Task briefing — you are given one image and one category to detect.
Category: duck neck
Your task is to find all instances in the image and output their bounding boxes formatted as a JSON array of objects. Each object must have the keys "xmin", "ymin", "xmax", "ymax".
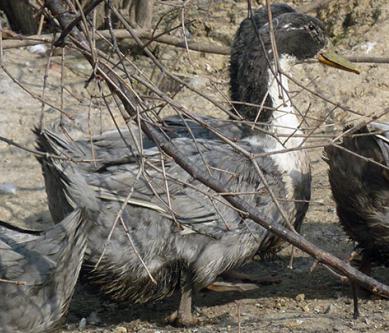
[{"xmin": 266, "ymin": 55, "xmax": 303, "ymax": 148}]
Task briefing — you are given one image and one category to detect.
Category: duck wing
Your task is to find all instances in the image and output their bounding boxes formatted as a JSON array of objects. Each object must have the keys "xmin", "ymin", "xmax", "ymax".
[
  {"xmin": 57, "ymin": 135, "xmax": 288, "ymax": 242},
  {"xmin": 34, "ymin": 115, "xmax": 247, "ymax": 172}
]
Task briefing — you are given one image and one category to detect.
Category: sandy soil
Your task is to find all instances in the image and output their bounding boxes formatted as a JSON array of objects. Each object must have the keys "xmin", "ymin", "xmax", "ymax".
[{"xmin": 0, "ymin": 1, "xmax": 389, "ymax": 332}]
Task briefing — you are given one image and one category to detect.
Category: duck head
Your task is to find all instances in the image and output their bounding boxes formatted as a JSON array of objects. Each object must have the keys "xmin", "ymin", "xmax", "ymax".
[{"xmin": 230, "ymin": 7, "xmax": 359, "ymax": 123}]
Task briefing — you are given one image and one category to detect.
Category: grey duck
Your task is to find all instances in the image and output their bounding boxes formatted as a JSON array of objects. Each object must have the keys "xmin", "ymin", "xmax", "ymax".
[
  {"xmin": 36, "ymin": 4, "xmax": 357, "ymax": 325},
  {"xmin": 0, "ymin": 209, "xmax": 88, "ymax": 333}
]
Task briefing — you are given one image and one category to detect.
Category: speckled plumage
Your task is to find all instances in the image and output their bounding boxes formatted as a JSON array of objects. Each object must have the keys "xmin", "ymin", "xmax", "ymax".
[
  {"xmin": 325, "ymin": 123, "xmax": 389, "ymax": 266},
  {"xmin": 0, "ymin": 210, "xmax": 87, "ymax": 333},
  {"xmin": 36, "ymin": 130, "xmax": 292, "ymax": 300},
  {"xmin": 35, "ymin": 4, "xmax": 328, "ymax": 322}
]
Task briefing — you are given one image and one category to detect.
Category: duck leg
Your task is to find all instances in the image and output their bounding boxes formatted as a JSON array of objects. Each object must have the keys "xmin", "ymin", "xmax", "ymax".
[
  {"xmin": 349, "ymin": 252, "xmax": 371, "ymax": 319},
  {"xmin": 177, "ymin": 281, "xmax": 194, "ymax": 325},
  {"xmin": 166, "ymin": 270, "xmax": 197, "ymax": 326},
  {"xmin": 351, "ymin": 282, "xmax": 359, "ymax": 319}
]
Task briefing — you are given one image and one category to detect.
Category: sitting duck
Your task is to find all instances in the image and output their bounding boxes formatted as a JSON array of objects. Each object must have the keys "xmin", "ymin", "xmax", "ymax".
[
  {"xmin": 0, "ymin": 209, "xmax": 88, "ymax": 332},
  {"xmin": 324, "ymin": 122, "xmax": 389, "ymax": 317},
  {"xmin": 36, "ymin": 4, "xmax": 357, "ymax": 325}
]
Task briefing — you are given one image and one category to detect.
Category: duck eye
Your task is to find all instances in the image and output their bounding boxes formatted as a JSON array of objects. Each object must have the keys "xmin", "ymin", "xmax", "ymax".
[{"xmin": 308, "ymin": 23, "xmax": 315, "ymax": 31}]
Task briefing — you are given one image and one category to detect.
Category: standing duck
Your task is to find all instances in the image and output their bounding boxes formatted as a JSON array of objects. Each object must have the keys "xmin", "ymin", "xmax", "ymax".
[
  {"xmin": 0, "ymin": 209, "xmax": 88, "ymax": 333},
  {"xmin": 36, "ymin": 4, "xmax": 357, "ymax": 325},
  {"xmin": 324, "ymin": 122, "xmax": 389, "ymax": 317}
]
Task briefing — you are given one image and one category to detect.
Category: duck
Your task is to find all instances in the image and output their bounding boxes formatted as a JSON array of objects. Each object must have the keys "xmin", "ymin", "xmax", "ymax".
[
  {"xmin": 0, "ymin": 209, "xmax": 88, "ymax": 333},
  {"xmin": 35, "ymin": 4, "xmax": 358, "ymax": 325},
  {"xmin": 324, "ymin": 122, "xmax": 389, "ymax": 317}
]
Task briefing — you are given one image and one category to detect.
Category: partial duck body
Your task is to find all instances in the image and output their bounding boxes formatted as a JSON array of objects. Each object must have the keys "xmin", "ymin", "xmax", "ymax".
[
  {"xmin": 36, "ymin": 4, "xmax": 355, "ymax": 325},
  {"xmin": 0, "ymin": 209, "xmax": 87, "ymax": 333},
  {"xmin": 325, "ymin": 122, "xmax": 389, "ymax": 317},
  {"xmin": 325, "ymin": 123, "xmax": 389, "ymax": 267}
]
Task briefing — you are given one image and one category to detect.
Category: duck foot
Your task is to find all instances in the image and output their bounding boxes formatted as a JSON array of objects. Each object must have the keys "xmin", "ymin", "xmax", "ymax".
[
  {"xmin": 221, "ymin": 270, "xmax": 281, "ymax": 285},
  {"xmin": 351, "ymin": 282, "xmax": 360, "ymax": 319},
  {"xmin": 165, "ymin": 310, "xmax": 198, "ymax": 327}
]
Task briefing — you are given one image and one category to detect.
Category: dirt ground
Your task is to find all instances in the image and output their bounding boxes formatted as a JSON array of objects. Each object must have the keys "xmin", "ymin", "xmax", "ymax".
[{"xmin": 0, "ymin": 0, "xmax": 389, "ymax": 332}]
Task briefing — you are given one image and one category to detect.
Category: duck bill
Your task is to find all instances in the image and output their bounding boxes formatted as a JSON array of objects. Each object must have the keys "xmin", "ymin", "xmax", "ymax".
[{"xmin": 318, "ymin": 51, "xmax": 360, "ymax": 74}]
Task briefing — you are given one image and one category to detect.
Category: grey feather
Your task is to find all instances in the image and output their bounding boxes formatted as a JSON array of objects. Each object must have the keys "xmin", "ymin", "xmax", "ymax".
[{"xmin": 0, "ymin": 209, "xmax": 88, "ymax": 333}]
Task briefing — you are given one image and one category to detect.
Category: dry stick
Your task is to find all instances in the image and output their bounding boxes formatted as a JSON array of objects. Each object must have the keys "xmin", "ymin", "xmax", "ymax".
[
  {"xmin": 45, "ymin": 0, "xmax": 389, "ymax": 298},
  {"xmin": 59, "ymin": 48, "xmax": 65, "ymax": 126},
  {"xmin": 87, "ymin": 7, "xmax": 97, "ymax": 168},
  {"xmin": 0, "ymin": 134, "xmax": 98, "ymax": 163},
  {"xmin": 39, "ymin": 41, "xmax": 55, "ymax": 128},
  {"xmin": 119, "ymin": 215, "xmax": 157, "ymax": 285},
  {"xmin": 265, "ymin": 0, "xmax": 283, "ymax": 102},
  {"xmin": 54, "ymin": 0, "xmax": 105, "ymax": 46},
  {"xmin": 346, "ymin": 56, "xmax": 389, "ymax": 64},
  {"xmin": 4, "ymin": 29, "xmax": 389, "ymax": 66},
  {"xmin": 179, "ymin": 5, "xmax": 193, "ymax": 66},
  {"xmin": 87, "ymin": 98, "xmax": 97, "ymax": 167},
  {"xmin": 0, "ymin": 278, "xmax": 28, "ymax": 285}
]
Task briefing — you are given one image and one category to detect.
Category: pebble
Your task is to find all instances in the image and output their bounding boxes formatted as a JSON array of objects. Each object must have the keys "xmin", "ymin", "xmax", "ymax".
[
  {"xmin": 113, "ymin": 327, "xmax": 127, "ymax": 333},
  {"xmin": 295, "ymin": 293, "xmax": 305, "ymax": 302},
  {"xmin": 301, "ymin": 304, "xmax": 310, "ymax": 312},
  {"xmin": 189, "ymin": 76, "xmax": 209, "ymax": 89},
  {"xmin": 78, "ymin": 317, "xmax": 87, "ymax": 331},
  {"xmin": 324, "ymin": 304, "xmax": 335, "ymax": 314},
  {"xmin": 27, "ymin": 44, "xmax": 47, "ymax": 57},
  {"xmin": 287, "ymin": 319, "xmax": 304, "ymax": 328},
  {"xmin": 0, "ymin": 183, "xmax": 17, "ymax": 195}
]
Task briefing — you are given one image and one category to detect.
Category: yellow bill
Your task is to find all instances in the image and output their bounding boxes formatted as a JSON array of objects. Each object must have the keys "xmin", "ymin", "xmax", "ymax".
[{"xmin": 318, "ymin": 51, "xmax": 360, "ymax": 74}]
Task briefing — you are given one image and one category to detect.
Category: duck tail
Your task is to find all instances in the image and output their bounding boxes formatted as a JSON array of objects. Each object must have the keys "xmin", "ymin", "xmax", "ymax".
[{"xmin": 34, "ymin": 128, "xmax": 99, "ymax": 223}]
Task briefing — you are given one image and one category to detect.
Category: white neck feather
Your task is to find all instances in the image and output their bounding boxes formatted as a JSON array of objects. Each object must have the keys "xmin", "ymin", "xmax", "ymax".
[{"xmin": 267, "ymin": 55, "xmax": 303, "ymax": 148}]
